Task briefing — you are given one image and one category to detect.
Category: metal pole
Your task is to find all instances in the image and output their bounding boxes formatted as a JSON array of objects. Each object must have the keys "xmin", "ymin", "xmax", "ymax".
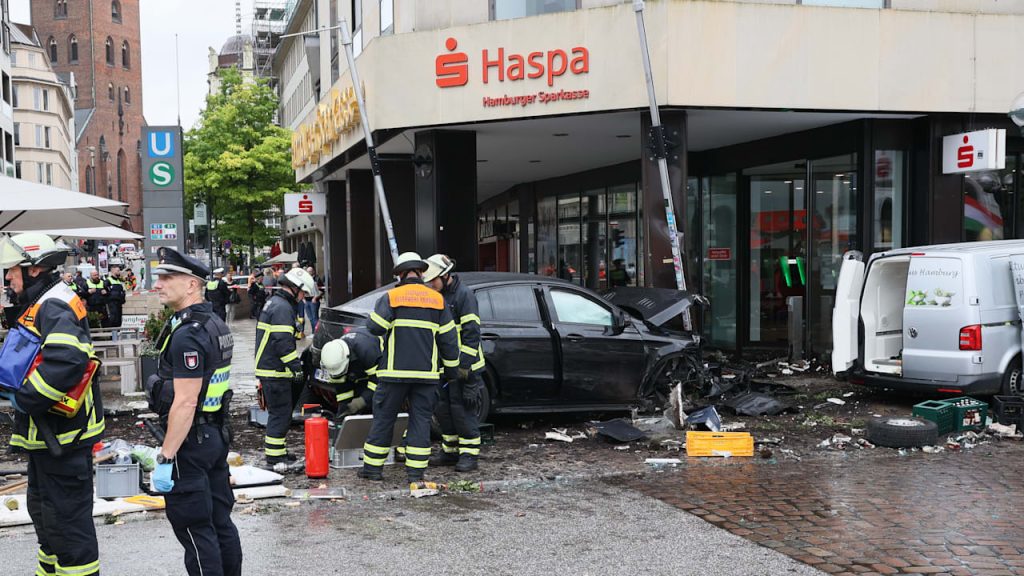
[
  {"xmin": 338, "ymin": 18, "xmax": 400, "ymax": 266},
  {"xmin": 632, "ymin": 0, "xmax": 691, "ymax": 329}
]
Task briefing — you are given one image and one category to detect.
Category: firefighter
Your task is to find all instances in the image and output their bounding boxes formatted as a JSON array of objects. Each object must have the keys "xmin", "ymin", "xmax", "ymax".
[
  {"xmin": 103, "ymin": 265, "xmax": 127, "ymax": 327},
  {"xmin": 0, "ymin": 233, "xmax": 104, "ymax": 576},
  {"xmin": 359, "ymin": 252, "xmax": 460, "ymax": 482},
  {"xmin": 84, "ymin": 269, "xmax": 107, "ymax": 325},
  {"xmin": 254, "ymin": 266, "xmax": 318, "ymax": 465},
  {"xmin": 318, "ymin": 328, "xmax": 382, "ymax": 418},
  {"xmin": 424, "ymin": 254, "xmax": 485, "ymax": 472},
  {"xmin": 205, "ymin": 268, "xmax": 231, "ymax": 322},
  {"xmin": 147, "ymin": 248, "xmax": 242, "ymax": 576}
]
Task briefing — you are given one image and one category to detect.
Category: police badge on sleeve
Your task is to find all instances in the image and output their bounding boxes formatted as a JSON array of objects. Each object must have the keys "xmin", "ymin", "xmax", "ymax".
[{"xmin": 184, "ymin": 351, "xmax": 200, "ymax": 370}]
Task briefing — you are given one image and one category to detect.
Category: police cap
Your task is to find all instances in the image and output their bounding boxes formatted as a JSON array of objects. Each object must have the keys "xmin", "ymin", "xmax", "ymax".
[{"xmin": 153, "ymin": 248, "xmax": 210, "ymax": 282}]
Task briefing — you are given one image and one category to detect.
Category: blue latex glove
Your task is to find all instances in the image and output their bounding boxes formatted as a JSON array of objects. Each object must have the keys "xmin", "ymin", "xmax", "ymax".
[
  {"xmin": 0, "ymin": 391, "xmax": 23, "ymax": 413},
  {"xmin": 152, "ymin": 462, "xmax": 175, "ymax": 493}
]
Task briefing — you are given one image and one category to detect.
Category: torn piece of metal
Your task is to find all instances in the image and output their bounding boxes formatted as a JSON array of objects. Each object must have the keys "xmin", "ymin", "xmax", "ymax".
[
  {"xmin": 591, "ymin": 419, "xmax": 648, "ymax": 443},
  {"xmin": 723, "ymin": 392, "xmax": 795, "ymax": 416},
  {"xmin": 685, "ymin": 406, "xmax": 721, "ymax": 432}
]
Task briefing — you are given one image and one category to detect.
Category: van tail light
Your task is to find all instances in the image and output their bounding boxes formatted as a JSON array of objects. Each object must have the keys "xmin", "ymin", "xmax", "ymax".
[{"xmin": 959, "ymin": 325, "xmax": 982, "ymax": 351}]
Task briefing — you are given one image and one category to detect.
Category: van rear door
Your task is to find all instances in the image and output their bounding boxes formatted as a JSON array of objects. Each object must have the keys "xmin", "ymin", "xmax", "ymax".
[
  {"xmin": 832, "ymin": 252, "xmax": 864, "ymax": 374},
  {"xmin": 902, "ymin": 256, "xmax": 975, "ymax": 382}
]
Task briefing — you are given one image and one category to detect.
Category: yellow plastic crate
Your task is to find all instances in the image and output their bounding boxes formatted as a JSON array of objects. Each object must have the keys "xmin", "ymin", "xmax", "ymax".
[{"xmin": 685, "ymin": 431, "xmax": 754, "ymax": 457}]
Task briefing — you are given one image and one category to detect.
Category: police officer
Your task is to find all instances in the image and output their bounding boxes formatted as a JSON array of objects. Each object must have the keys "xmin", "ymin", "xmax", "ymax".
[
  {"xmin": 85, "ymin": 269, "xmax": 107, "ymax": 325},
  {"xmin": 254, "ymin": 266, "xmax": 318, "ymax": 465},
  {"xmin": 104, "ymin": 265, "xmax": 127, "ymax": 327},
  {"xmin": 423, "ymin": 254, "xmax": 485, "ymax": 472},
  {"xmin": 360, "ymin": 252, "xmax": 460, "ymax": 482},
  {"xmin": 148, "ymin": 248, "xmax": 242, "ymax": 576},
  {"xmin": 317, "ymin": 328, "xmax": 382, "ymax": 418},
  {"xmin": 0, "ymin": 233, "xmax": 104, "ymax": 576},
  {"xmin": 248, "ymin": 269, "xmax": 267, "ymax": 319},
  {"xmin": 205, "ymin": 268, "xmax": 231, "ymax": 322}
]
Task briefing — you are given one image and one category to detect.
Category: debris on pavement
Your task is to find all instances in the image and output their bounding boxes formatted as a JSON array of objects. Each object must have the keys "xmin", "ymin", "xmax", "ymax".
[
  {"xmin": 723, "ymin": 392, "xmax": 793, "ymax": 417},
  {"xmin": 988, "ymin": 422, "xmax": 1023, "ymax": 439},
  {"xmin": 685, "ymin": 406, "xmax": 721, "ymax": 431},
  {"xmin": 826, "ymin": 398, "xmax": 846, "ymax": 406},
  {"xmin": 632, "ymin": 416, "xmax": 677, "ymax": 437},
  {"xmin": 591, "ymin": 419, "xmax": 647, "ymax": 443},
  {"xmin": 291, "ymin": 487, "xmax": 348, "ymax": 500},
  {"xmin": 545, "ymin": 428, "xmax": 586, "ymax": 443},
  {"xmin": 720, "ymin": 422, "xmax": 746, "ymax": 432},
  {"xmin": 818, "ymin": 434, "xmax": 853, "ymax": 449},
  {"xmin": 645, "ymin": 458, "xmax": 682, "ymax": 466}
]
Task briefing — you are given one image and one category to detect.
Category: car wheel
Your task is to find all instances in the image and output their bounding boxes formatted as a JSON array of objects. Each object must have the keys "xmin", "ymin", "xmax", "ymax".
[
  {"xmin": 1000, "ymin": 356, "xmax": 1023, "ymax": 397},
  {"xmin": 866, "ymin": 417, "xmax": 938, "ymax": 448}
]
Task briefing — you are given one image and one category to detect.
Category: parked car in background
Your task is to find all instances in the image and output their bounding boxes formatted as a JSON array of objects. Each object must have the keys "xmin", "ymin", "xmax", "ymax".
[{"xmin": 307, "ymin": 273, "xmax": 703, "ymax": 421}]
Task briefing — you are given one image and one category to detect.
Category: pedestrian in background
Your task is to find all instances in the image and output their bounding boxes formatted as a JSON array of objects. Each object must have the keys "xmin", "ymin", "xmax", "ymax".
[
  {"xmin": 303, "ymin": 266, "xmax": 321, "ymax": 335},
  {"xmin": 103, "ymin": 265, "xmax": 126, "ymax": 328},
  {"xmin": 248, "ymin": 269, "xmax": 267, "ymax": 319},
  {"xmin": 149, "ymin": 248, "xmax": 241, "ymax": 576},
  {"xmin": 359, "ymin": 252, "xmax": 460, "ymax": 482}
]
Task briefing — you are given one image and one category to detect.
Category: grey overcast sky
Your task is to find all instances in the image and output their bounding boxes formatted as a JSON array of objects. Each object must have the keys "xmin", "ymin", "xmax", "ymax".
[{"xmin": 11, "ymin": 0, "xmax": 255, "ymax": 130}]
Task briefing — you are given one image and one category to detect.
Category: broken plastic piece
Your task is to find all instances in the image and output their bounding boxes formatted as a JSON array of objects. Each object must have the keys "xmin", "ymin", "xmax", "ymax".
[
  {"xmin": 645, "ymin": 458, "xmax": 682, "ymax": 466},
  {"xmin": 685, "ymin": 406, "xmax": 721, "ymax": 432},
  {"xmin": 544, "ymin": 431, "xmax": 573, "ymax": 443},
  {"xmin": 591, "ymin": 419, "xmax": 648, "ymax": 443}
]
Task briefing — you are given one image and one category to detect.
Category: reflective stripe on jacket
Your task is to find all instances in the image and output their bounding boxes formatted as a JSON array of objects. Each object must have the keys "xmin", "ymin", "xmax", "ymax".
[
  {"xmin": 443, "ymin": 274, "xmax": 485, "ymax": 373},
  {"xmin": 368, "ymin": 278, "xmax": 459, "ymax": 383},
  {"xmin": 255, "ymin": 291, "xmax": 301, "ymax": 378}
]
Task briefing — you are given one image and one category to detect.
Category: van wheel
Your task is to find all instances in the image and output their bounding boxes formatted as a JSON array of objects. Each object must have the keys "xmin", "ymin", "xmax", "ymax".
[
  {"xmin": 1000, "ymin": 357, "xmax": 1023, "ymax": 397},
  {"xmin": 867, "ymin": 417, "xmax": 938, "ymax": 448}
]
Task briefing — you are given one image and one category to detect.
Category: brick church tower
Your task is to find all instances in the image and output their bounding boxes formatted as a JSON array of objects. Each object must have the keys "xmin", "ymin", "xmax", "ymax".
[{"xmin": 30, "ymin": 0, "xmax": 144, "ymax": 233}]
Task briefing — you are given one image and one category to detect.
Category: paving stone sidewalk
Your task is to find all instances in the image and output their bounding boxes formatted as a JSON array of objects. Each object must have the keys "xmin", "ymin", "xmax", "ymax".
[{"xmin": 622, "ymin": 445, "xmax": 1024, "ymax": 576}]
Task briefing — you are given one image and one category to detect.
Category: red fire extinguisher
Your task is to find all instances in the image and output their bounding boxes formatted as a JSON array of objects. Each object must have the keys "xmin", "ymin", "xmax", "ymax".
[{"xmin": 303, "ymin": 404, "xmax": 329, "ymax": 479}]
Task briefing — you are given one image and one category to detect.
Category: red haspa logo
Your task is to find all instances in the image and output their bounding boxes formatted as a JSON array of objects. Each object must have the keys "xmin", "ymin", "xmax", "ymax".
[
  {"xmin": 298, "ymin": 195, "xmax": 313, "ymax": 214},
  {"xmin": 436, "ymin": 38, "xmax": 469, "ymax": 88},
  {"xmin": 957, "ymin": 135, "xmax": 974, "ymax": 169}
]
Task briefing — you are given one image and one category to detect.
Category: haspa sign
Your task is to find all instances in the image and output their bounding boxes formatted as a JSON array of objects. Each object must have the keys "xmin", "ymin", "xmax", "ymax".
[
  {"xmin": 436, "ymin": 37, "xmax": 590, "ymax": 108},
  {"xmin": 942, "ymin": 129, "xmax": 1005, "ymax": 174}
]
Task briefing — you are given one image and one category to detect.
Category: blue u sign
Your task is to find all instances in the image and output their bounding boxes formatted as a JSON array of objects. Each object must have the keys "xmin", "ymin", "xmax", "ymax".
[{"xmin": 148, "ymin": 131, "xmax": 174, "ymax": 158}]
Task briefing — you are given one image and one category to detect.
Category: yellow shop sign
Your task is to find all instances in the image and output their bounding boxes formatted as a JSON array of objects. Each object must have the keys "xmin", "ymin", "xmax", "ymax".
[{"xmin": 292, "ymin": 85, "xmax": 363, "ymax": 169}]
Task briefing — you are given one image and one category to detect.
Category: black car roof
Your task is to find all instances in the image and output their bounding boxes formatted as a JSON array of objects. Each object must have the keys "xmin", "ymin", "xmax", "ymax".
[{"xmin": 456, "ymin": 272, "xmax": 571, "ymax": 287}]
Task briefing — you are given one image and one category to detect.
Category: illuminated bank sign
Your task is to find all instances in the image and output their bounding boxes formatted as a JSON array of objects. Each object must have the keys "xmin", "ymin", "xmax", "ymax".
[
  {"xmin": 436, "ymin": 37, "xmax": 591, "ymax": 109},
  {"xmin": 291, "ymin": 86, "xmax": 363, "ymax": 169},
  {"xmin": 142, "ymin": 126, "xmax": 186, "ymax": 287},
  {"xmin": 942, "ymin": 129, "xmax": 1006, "ymax": 174}
]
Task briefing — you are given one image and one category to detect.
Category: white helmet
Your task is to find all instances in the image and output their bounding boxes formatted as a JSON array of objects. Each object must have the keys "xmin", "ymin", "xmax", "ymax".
[
  {"xmin": 392, "ymin": 252, "xmax": 428, "ymax": 276},
  {"xmin": 423, "ymin": 254, "xmax": 455, "ymax": 282},
  {"xmin": 321, "ymin": 339, "xmax": 350, "ymax": 378},
  {"xmin": 282, "ymin": 267, "xmax": 318, "ymax": 297},
  {"xmin": 0, "ymin": 233, "xmax": 68, "ymax": 269}
]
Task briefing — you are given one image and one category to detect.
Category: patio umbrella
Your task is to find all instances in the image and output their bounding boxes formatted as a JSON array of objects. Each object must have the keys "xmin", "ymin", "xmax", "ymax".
[
  {"xmin": 0, "ymin": 175, "xmax": 130, "ymax": 232},
  {"xmin": 9, "ymin": 226, "xmax": 143, "ymax": 240},
  {"xmin": 264, "ymin": 251, "xmax": 298, "ymax": 265}
]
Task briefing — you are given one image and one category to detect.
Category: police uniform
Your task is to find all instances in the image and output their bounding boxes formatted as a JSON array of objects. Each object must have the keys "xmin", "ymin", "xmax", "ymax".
[
  {"xmin": 103, "ymin": 273, "xmax": 126, "ymax": 327},
  {"xmin": 254, "ymin": 288, "xmax": 302, "ymax": 462},
  {"xmin": 315, "ymin": 328, "xmax": 381, "ymax": 414},
  {"xmin": 84, "ymin": 276, "xmax": 107, "ymax": 323},
  {"xmin": 361, "ymin": 276, "xmax": 460, "ymax": 481},
  {"xmin": 148, "ymin": 250, "xmax": 242, "ymax": 576},
  {"xmin": 435, "ymin": 273, "xmax": 485, "ymax": 465},
  {"xmin": 5, "ymin": 276, "xmax": 104, "ymax": 576},
  {"xmin": 205, "ymin": 275, "xmax": 230, "ymax": 321}
]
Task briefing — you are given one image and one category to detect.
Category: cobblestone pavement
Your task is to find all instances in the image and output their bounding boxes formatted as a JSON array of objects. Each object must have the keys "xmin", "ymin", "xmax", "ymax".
[{"xmin": 621, "ymin": 444, "xmax": 1024, "ymax": 576}]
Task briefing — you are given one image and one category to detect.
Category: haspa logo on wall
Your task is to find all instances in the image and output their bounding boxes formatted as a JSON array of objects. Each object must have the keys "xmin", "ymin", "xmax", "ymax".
[
  {"xmin": 436, "ymin": 37, "xmax": 591, "ymax": 108},
  {"xmin": 942, "ymin": 129, "xmax": 1005, "ymax": 174}
]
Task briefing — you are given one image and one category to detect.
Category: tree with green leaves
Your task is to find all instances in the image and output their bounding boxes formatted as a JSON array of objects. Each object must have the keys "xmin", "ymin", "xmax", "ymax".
[{"xmin": 184, "ymin": 68, "xmax": 299, "ymax": 264}]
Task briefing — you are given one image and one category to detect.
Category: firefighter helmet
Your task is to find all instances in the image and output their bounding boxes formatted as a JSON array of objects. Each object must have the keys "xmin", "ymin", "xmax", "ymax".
[
  {"xmin": 392, "ymin": 252, "xmax": 428, "ymax": 276},
  {"xmin": 321, "ymin": 339, "xmax": 351, "ymax": 379},
  {"xmin": 0, "ymin": 233, "xmax": 68, "ymax": 269},
  {"xmin": 281, "ymin": 267, "xmax": 318, "ymax": 298},
  {"xmin": 423, "ymin": 254, "xmax": 455, "ymax": 282}
]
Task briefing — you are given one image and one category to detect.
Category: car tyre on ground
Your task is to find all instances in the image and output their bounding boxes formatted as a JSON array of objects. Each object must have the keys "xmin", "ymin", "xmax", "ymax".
[
  {"xmin": 867, "ymin": 416, "xmax": 938, "ymax": 448},
  {"xmin": 1000, "ymin": 356, "xmax": 1023, "ymax": 397}
]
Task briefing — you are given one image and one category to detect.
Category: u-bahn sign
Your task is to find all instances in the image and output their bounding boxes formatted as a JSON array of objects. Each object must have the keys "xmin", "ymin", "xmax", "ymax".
[{"xmin": 142, "ymin": 126, "xmax": 186, "ymax": 287}]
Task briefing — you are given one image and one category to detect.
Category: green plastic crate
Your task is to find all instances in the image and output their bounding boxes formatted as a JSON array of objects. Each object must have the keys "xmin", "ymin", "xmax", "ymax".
[
  {"xmin": 912, "ymin": 400, "xmax": 955, "ymax": 435},
  {"xmin": 946, "ymin": 396, "xmax": 988, "ymax": 432}
]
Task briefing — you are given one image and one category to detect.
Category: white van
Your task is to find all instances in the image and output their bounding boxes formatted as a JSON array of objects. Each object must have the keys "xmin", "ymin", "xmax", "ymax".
[{"xmin": 832, "ymin": 240, "xmax": 1024, "ymax": 397}]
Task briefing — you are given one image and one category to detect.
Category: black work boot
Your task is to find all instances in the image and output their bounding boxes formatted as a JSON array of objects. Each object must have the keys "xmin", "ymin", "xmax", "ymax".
[
  {"xmin": 406, "ymin": 468, "xmax": 425, "ymax": 483},
  {"xmin": 455, "ymin": 454, "xmax": 479, "ymax": 473},
  {"xmin": 357, "ymin": 465, "xmax": 383, "ymax": 481},
  {"xmin": 429, "ymin": 451, "xmax": 459, "ymax": 467},
  {"xmin": 266, "ymin": 453, "xmax": 297, "ymax": 466}
]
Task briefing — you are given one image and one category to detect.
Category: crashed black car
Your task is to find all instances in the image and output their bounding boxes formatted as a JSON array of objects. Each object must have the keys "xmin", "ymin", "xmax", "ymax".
[{"xmin": 309, "ymin": 273, "xmax": 703, "ymax": 420}]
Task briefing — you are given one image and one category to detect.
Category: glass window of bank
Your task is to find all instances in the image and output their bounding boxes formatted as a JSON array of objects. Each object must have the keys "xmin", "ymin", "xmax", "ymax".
[
  {"xmin": 535, "ymin": 183, "xmax": 642, "ymax": 290},
  {"xmin": 491, "ymin": 0, "xmax": 579, "ymax": 21}
]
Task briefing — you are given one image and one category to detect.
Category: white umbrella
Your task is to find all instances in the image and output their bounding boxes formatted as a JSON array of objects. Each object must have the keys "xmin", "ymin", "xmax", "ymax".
[
  {"xmin": 0, "ymin": 175, "xmax": 130, "ymax": 231},
  {"xmin": 9, "ymin": 226, "xmax": 143, "ymax": 240},
  {"xmin": 264, "ymin": 251, "xmax": 298, "ymax": 265}
]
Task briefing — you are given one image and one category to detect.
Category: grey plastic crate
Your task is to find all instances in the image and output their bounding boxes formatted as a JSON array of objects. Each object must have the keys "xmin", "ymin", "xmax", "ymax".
[{"xmin": 95, "ymin": 463, "xmax": 141, "ymax": 499}]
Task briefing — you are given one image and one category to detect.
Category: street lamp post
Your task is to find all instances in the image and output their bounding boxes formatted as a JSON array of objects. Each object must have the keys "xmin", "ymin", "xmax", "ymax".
[{"xmin": 1010, "ymin": 91, "xmax": 1024, "ymax": 136}]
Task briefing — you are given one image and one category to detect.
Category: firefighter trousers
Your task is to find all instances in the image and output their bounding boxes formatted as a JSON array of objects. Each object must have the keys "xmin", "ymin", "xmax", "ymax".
[
  {"xmin": 262, "ymin": 378, "xmax": 293, "ymax": 457},
  {"xmin": 435, "ymin": 375, "xmax": 481, "ymax": 457},
  {"xmin": 164, "ymin": 423, "xmax": 242, "ymax": 576},
  {"xmin": 27, "ymin": 448, "xmax": 99, "ymax": 576},
  {"xmin": 363, "ymin": 381, "xmax": 438, "ymax": 474}
]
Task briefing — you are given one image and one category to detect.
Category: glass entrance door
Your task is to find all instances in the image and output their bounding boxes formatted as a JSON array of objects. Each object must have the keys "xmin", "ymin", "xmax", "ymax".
[{"xmin": 746, "ymin": 162, "xmax": 807, "ymax": 346}]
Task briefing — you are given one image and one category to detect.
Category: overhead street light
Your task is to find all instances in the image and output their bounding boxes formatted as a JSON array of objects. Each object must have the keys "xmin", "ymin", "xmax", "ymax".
[{"xmin": 1010, "ymin": 91, "xmax": 1024, "ymax": 136}]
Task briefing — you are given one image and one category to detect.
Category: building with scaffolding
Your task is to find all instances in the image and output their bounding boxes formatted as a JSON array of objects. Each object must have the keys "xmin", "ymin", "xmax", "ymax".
[{"xmin": 252, "ymin": 0, "xmax": 289, "ymax": 86}]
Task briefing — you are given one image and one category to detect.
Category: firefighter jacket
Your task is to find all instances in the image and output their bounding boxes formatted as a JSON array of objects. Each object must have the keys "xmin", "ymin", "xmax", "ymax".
[
  {"xmin": 8, "ymin": 276, "xmax": 105, "ymax": 452},
  {"xmin": 318, "ymin": 328, "xmax": 382, "ymax": 404},
  {"xmin": 255, "ymin": 290, "xmax": 302, "ymax": 379},
  {"xmin": 84, "ymin": 278, "xmax": 107, "ymax": 310},
  {"xmin": 104, "ymin": 276, "xmax": 126, "ymax": 304},
  {"xmin": 151, "ymin": 302, "xmax": 233, "ymax": 417},
  {"xmin": 368, "ymin": 277, "xmax": 459, "ymax": 384},
  {"xmin": 442, "ymin": 274, "xmax": 486, "ymax": 374}
]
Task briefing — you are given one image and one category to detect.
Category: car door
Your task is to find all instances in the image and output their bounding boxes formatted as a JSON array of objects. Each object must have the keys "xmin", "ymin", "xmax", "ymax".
[
  {"xmin": 831, "ymin": 252, "xmax": 865, "ymax": 374},
  {"xmin": 476, "ymin": 284, "xmax": 560, "ymax": 404},
  {"xmin": 544, "ymin": 286, "xmax": 646, "ymax": 405}
]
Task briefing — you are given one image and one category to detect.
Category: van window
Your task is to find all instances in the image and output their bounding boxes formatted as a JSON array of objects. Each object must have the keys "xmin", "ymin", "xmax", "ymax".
[{"xmin": 906, "ymin": 258, "xmax": 963, "ymax": 308}]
